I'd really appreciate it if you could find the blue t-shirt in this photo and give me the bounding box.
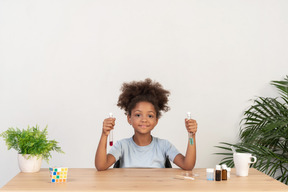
[108,136,180,168]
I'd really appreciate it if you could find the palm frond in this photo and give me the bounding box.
[271,75,288,100]
[215,76,288,185]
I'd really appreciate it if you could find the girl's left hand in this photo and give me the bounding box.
[185,119,198,135]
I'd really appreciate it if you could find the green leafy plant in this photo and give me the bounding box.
[215,76,288,185]
[0,125,64,162]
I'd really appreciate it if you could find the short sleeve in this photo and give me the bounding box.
[163,140,180,162]
[108,141,122,161]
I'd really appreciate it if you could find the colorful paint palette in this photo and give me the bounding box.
[49,167,68,183]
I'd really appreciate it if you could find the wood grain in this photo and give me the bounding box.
[1,168,287,192]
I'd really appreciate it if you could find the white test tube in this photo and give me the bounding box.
[187,112,194,145]
[109,113,113,146]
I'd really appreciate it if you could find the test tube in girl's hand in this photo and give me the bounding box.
[187,112,194,145]
[109,113,114,146]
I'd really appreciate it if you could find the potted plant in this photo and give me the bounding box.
[215,76,288,185]
[0,125,64,173]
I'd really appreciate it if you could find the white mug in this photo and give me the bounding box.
[233,153,257,176]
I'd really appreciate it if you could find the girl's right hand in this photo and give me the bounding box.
[102,118,116,136]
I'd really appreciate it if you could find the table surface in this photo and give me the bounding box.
[1,168,287,192]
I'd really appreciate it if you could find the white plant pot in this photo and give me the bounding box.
[18,154,42,173]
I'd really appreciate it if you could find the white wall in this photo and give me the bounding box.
[1,0,288,187]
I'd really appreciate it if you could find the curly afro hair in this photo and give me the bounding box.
[117,78,170,118]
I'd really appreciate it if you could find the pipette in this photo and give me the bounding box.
[187,112,194,145]
[109,112,114,146]
[174,175,195,180]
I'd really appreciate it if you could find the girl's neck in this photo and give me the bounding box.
[133,134,152,146]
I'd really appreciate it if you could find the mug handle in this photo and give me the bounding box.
[249,156,257,163]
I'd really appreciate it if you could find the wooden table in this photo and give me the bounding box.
[1,168,287,192]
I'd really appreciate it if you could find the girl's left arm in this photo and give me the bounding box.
[173,119,197,170]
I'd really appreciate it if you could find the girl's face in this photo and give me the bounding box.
[127,101,158,135]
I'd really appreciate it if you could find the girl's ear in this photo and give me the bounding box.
[127,115,131,125]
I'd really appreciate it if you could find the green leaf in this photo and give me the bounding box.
[0,125,64,162]
[215,76,288,185]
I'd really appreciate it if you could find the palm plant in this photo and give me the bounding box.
[215,76,288,185]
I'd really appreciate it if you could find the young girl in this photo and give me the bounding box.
[95,78,197,171]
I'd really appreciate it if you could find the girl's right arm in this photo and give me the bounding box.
[95,118,116,171]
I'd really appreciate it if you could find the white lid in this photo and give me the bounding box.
[221,164,227,169]
[187,112,191,119]
[227,167,231,171]
[216,165,221,170]
[206,168,214,172]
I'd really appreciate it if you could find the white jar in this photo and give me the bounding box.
[227,167,231,179]
[206,168,214,181]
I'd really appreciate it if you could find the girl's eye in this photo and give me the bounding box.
[148,115,154,118]
[135,114,141,117]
